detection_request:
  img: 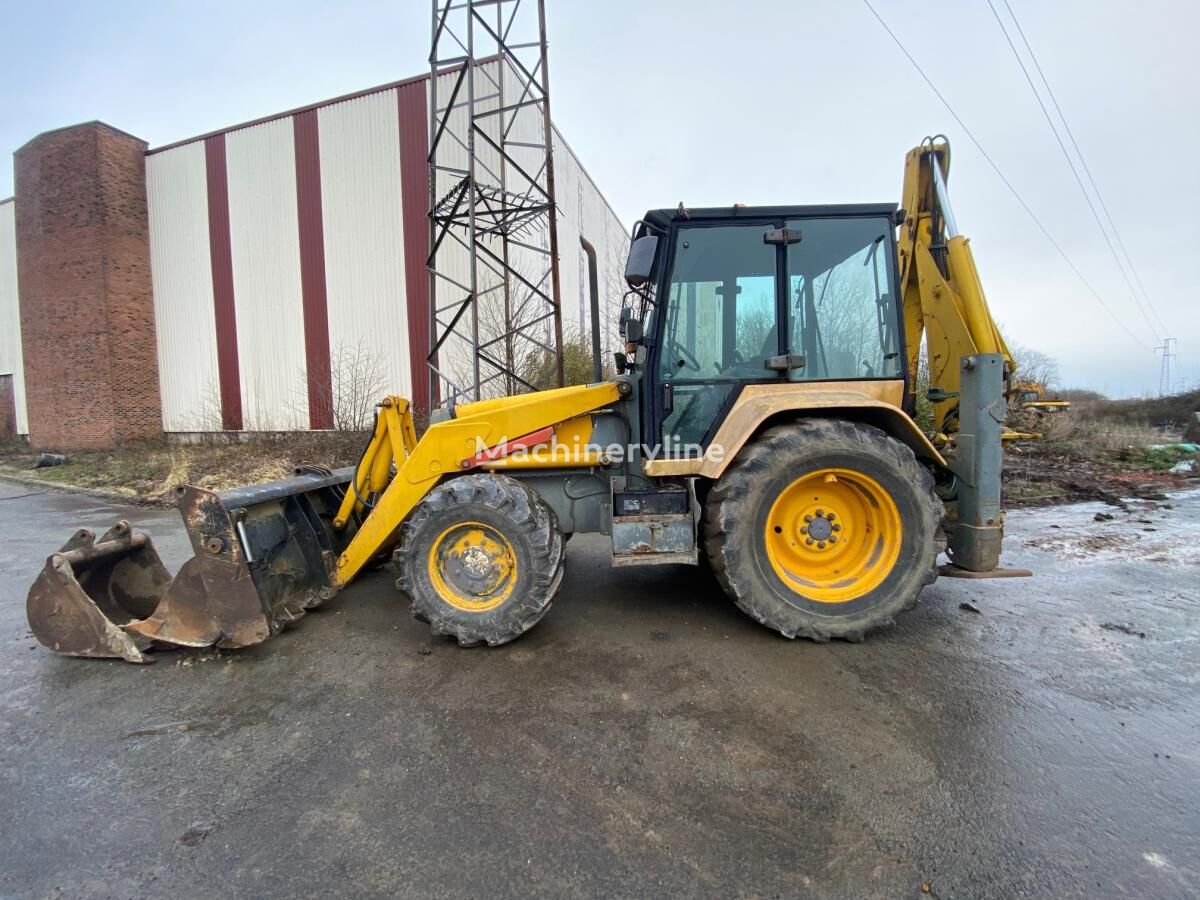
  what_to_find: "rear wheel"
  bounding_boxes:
[393,473,564,646]
[703,419,943,641]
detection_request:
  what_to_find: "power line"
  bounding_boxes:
[860,0,1152,350]
[1000,0,1169,336]
[986,0,1164,340]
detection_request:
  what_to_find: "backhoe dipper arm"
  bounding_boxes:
[897,137,1014,435]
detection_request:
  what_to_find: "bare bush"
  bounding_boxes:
[331,341,389,431]
[1039,413,1166,455]
[1007,341,1061,390]
[1059,388,1107,404]
[298,340,390,432]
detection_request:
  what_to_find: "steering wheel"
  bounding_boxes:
[666,339,702,373]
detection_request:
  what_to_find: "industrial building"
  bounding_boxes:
[0,68,628,449]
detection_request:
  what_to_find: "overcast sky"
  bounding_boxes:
[2,0,1195,396]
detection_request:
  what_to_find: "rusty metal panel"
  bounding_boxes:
[145,143,223,432]
[225,118,308,430]
[611,514,697,567]
[317,88,412,416]
[0,198,27,434]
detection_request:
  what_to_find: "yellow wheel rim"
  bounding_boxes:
[764,468,902,604]
[427,521,519,612]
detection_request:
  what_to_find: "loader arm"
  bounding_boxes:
[898,137,1014,436]
[327,381,625,587]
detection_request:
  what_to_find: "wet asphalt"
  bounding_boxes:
[0,479,1197,899]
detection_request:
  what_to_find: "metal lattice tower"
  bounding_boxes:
[1156,337,1177,397]
[427,0,565,406]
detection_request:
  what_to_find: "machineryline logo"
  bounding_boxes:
[471,432,725,464]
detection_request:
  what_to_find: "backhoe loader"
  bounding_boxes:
[1013,380,1071,415]
[28,137,1025,662]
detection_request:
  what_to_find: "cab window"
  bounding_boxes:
[786,217,902,381]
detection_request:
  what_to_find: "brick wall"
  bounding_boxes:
[14,122,162,450]
[0,374,14,441]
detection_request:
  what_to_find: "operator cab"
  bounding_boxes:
[621,204,906,458]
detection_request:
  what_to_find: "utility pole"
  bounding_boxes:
[1155,338,1177,397]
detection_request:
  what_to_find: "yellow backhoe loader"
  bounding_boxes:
[1013,380,1071,414]
[28,137,1027,663]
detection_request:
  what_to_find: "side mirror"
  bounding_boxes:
[624,235,659,287]
[619,306,644,344]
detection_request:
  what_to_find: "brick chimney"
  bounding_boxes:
[14,121,162,451]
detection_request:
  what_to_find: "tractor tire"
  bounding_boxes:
[703,418,944,642]
[393,473,564,647]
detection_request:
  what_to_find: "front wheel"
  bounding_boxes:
[393,473,564,646]
[703,419,944,642]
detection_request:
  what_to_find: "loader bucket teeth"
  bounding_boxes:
[26,467,356,663]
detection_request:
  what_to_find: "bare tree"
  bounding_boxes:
[295,339,390,432]
[1007,341,1061,390]
[330,341,390,431]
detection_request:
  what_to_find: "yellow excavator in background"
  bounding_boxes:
[1013,380,1071,415]
[28,136,1027,663]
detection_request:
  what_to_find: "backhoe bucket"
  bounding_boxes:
[27,467,356,663]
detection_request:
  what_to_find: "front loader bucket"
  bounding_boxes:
[27,466,357,663]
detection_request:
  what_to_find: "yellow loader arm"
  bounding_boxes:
[328,381,624,586]
[898,137,1015,435]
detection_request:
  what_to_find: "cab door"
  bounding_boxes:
[650,220,784,457]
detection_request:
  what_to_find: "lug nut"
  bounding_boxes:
[804,514,813,523]
[830,535,838,544]
[816,509,825,517]
[806,537,814,546]
[832,523,842,532]
[800,526,809,535]
[818,541,826,549]
[827,513,836,521]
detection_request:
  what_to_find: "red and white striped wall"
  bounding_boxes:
[147,75,431,432]
[0,197,28,435]
[146,71,627,433]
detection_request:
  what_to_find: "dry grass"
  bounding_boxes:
[0,432,369,504]
[1002,392,1199,507]
[1034,413,1168,458]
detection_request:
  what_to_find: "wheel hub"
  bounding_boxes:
[764,468,902,603]
[428,523,517,612]
[807,515,834,543]
[458,545,495,580]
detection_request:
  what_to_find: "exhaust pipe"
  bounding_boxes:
[580,235,603,383]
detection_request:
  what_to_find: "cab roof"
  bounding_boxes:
[641,203,897,230]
